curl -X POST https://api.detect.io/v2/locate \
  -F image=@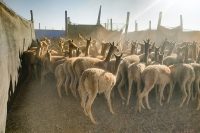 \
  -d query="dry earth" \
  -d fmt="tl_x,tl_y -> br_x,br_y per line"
6,75 -> 200,133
